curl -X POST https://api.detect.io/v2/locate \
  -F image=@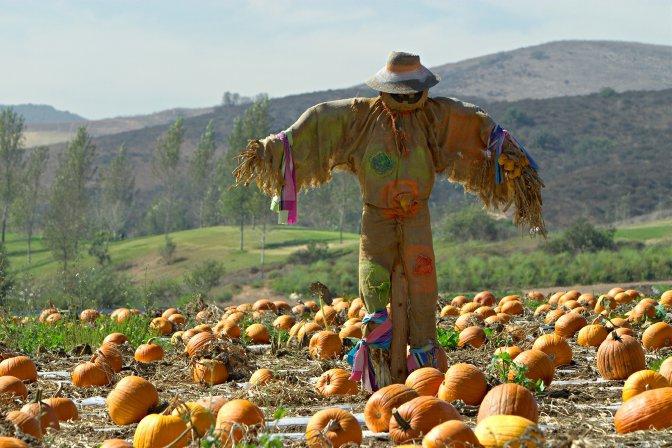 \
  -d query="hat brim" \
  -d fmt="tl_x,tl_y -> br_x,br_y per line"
365,66 -> 440,94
